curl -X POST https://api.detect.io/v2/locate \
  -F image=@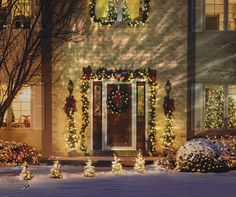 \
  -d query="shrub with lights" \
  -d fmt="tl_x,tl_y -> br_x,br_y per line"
89,0 -> 150,27
0,140 -> 40,166
80,66 -> 158,155
64,80 -> 79,151
176,138 -> 229,172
